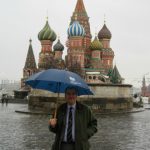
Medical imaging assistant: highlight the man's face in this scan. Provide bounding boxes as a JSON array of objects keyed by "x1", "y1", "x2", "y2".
[{"x1": 65, "y1": 89, "x2": 77, "y2": 105}]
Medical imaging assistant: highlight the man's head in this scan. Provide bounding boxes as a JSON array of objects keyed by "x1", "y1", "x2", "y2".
[{"x1": 65, "y1": 87, "x2": 78, "y2": 105}]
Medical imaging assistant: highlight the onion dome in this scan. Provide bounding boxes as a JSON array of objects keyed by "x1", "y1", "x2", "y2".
[
  {"x1": 38, "y1": 20, "x2": 56, "y2": 41},
  {"x1": 68, "y1": 21, "x2": 85, "y2": 37},
  {"x1": 90, "y1": 36, "x2": 103, "y2": 50},
  {"x1": 53, "y1": 39, "x2": 64, "y2": 51},
  {"x1": 98, "y1": 24, "x2": 112, "y2": 40}
]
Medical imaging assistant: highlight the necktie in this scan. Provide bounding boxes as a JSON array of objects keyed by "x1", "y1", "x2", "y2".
[{"x1": 67, "y1": 107, "x2": 73, "y2": 142}]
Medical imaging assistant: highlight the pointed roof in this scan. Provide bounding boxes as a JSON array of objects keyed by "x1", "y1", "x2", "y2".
[
  {"x1": 70, "y1": 0, "x2": 91, "y2": 38},
  {"x1": 142, "y1": 76, "x2": 146, "y2": 87},
  {"x1": 108, "y1": 65, "x2": 122, "y2": 84},
  {"x1": 74, "y1": 0, "x2": 88, "y2": 17},
  {"x1": 24, "y1": 39, "x2": 37, "y2": 69}
]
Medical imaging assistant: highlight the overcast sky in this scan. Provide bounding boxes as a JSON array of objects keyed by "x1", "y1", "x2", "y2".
[{"x1": 0, "y1": 0, "x2": 150, "y2": 87}]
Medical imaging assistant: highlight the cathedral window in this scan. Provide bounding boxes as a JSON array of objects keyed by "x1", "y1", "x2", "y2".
[
  {"x1": 89, "y1": 76, "x2": 92, "y2": 80},
  {"x1": 93, "y1": 76, "x2": 96, "y2": 80}
]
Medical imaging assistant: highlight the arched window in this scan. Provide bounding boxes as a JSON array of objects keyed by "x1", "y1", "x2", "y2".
[
  {"x1": 89, "y1": 76, "x2": 92, "y2": 79},
  {"x1": 93, "y1": 76, "x2": 96, "y2": 80}
]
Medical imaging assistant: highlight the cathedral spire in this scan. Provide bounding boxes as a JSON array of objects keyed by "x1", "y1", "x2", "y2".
[
  {"x1": 21, "y1": 39, "x2": 37, "y2": 88},
  {"x1": 71, "y1": 0, "x2": 91, "y2": 39},
  {"x1": 74, "y1": 0, "x2": 87, "y2": 16},
  {"x1": 24, "y1": 39, "x2": 37, "y2": 69},
  {"x1": 142, "y1": 76, "x2": 146, "y2": 87}
]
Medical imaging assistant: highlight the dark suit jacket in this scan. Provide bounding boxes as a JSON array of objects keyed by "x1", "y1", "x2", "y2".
[{"x1": 49, "y1": 101, "x2": 97, "y2": 150}]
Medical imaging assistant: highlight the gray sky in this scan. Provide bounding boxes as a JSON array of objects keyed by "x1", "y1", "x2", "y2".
[{"x1": 0, "y1": 0, "x2": 150, "y2": 87}]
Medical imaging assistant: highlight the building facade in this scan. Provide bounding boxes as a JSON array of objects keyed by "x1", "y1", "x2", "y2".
[{"x1": 22, "y1": 0, "x2": 123, "y2": 89}]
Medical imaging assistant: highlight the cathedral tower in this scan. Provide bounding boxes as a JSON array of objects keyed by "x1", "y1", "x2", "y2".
[
  {"x1": 90, "y1": 36, "x2": 103, "y2": 69},
  {"x1": 38, "y1": 18, "x2": 57, "y2": 70},
  {"x1": 141, "y1": 76, "x2": 147, "y2": 96},
  {"x1": 70, "y1": 0, "x2": 92, "y2": 66},
  {"x1": 71, "y1": 0, "x2": 91, "y2": 39},
  {"x1": 67, "y1": 20, "x2": 85, "y2": 72},
  {"x1": 53, "y1": 38, "x2": 64, "y2": 60},
  {"x1": 21, "y1": 39, "x2": 37, "y2": 88},
  {"x1": 98, "y1": 22, "x2": 114, "y2": 72}
]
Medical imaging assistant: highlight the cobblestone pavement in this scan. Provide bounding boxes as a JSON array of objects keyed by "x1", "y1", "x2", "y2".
[{"x1": 0, "y1": 104, "x2": 150, "y2": 150}]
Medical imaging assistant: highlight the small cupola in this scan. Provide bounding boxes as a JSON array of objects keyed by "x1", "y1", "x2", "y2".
[
  {"x1": 53, "y1": 38, "x2": 64, "y2": 51},
  {"x1": 90, "y1": 36, "x2": 103, "y2": 50},
  {"x1": 98, "y1": 23, "x2": 112, "y2": 40}
]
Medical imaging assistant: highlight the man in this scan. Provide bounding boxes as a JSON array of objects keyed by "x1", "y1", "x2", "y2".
[{"x1": 49, "y1": 87, "x2": 97, "y2": 150}]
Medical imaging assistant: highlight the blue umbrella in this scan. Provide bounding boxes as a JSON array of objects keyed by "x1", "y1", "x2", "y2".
[{"x1": 25, "y1": 69, "x2": 93, "y2": 96}]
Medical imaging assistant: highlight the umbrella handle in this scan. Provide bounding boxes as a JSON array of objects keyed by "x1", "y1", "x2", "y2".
[
  {"x1": 54, "y1": 92, "x2": 59, "y2": 118},
  {"x1": 53, "y1": 83, "x2": 60, "y2": 119},
  {"x1": 54, "y1": 106, "x2": 57, "y2": 118}
]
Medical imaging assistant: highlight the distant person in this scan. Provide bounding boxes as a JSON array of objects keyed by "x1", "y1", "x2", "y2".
[
  {"x1": 48, "y1": 87, "x2": 97, "y2": 150},
  {"x1": 1, "y1": 97, "x2": 4, "y2": 103},
  {"x1": 1, "y1": 94, "x2": 5, "y2": 104},
  {"x1": 5, "y1": 97, "x2": 8, "y2": 104}
]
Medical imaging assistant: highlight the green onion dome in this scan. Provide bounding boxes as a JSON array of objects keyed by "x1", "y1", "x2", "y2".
[
  {"x1": 38, "y1": 20, "x2": 56, "y2": 41},
  {"x1": 98, "y1": 24, "x2": 112, "y2": 40},
  {"x1": 90, "y1": 36, "x2": 103, "y2": 50},
  {"x1": 53, "y1": 39, "x2": 64, "y2": 51}
]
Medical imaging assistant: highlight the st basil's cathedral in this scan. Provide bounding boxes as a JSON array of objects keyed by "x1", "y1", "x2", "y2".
[{"x1": 21, "y1": 0, "x2": 123, "y2": 89}]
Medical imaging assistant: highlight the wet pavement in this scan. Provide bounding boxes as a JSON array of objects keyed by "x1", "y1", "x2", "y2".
[{"x1": 0, "y1": 103, "x2": 150, "y2": 150}]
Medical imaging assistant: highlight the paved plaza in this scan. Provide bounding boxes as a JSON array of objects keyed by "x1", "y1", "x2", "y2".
[{"x1": 0, "y1": 104, "x2": 150, "y2": 150}]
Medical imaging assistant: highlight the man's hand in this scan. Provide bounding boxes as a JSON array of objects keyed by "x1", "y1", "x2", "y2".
[{"x1": 49, "y1": 118, "x2": 57, "y2": 128}]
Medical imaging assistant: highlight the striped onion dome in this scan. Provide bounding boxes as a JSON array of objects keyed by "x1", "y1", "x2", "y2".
[
  {"x1": 98, "y1": 24, "x2": 112, "y2": 40},
  {"x1": 67, "y1": 21, "x2": 85, "y2": 37},
  {"x1": 53, "y1": 39, "x2": 64, "y2": 51},
  {"x1": 90, "y1": 36, "x2": 103, "y2": 50},
  {"x1": 38, "y1": 20, "x2": 56, "y2": 41}
]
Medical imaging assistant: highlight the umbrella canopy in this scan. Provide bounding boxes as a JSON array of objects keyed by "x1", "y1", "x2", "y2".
[{"x1": 25, "y1": 69, "x2": 93, "y2": 96}]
